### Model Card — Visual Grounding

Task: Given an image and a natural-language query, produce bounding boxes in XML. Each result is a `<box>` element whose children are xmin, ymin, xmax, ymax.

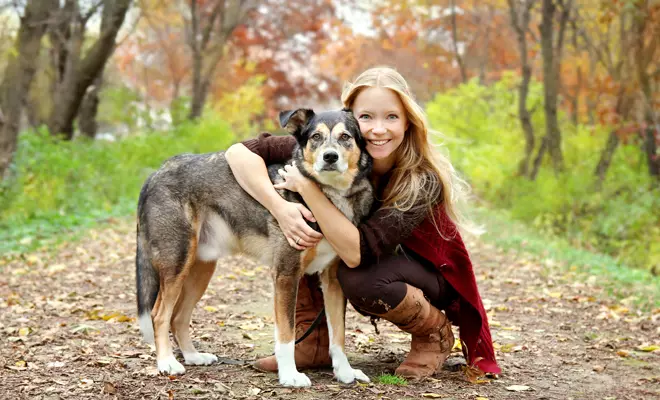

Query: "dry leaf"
<box><xmin>637</xmin><ymin>345</ymin><xmax>659</xmax><ymax>352</ymax></box>
<box><xmin>103</xmin><ymin>382</ymin><xmax>117</xmax><ymax>394</ymax></box>
<box><xmin>505</xmin><ymin>385</ymin><xmax>531</xmax><ymax>391</ymax></box>
<box><xmin>421</xmin><ymin>394</ymin><xmax>443</xmax><ymax>398</ymax></box>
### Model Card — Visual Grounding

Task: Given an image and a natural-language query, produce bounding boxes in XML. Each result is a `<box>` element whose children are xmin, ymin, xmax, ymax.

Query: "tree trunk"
<box><xmin>47</xmin><ymin>0</ymin><xmax>132</xmax><ymax>138</ymax></box>
<box><xmin>508</xmin><ymin>0</ymin><xmax>537</xmax><ymax>177</ymax></box>
<box><xmin>0</xmin><ymin>0</ymin><xmax>56</xmax><ymax>179</ymax></box>
<box><xmin>540</xmin><ymin>0</ymin><xmax>569</xmax><ymax>173</ymax></box>
<box><xmin>530</xmin><ymin>136</ymin><xmax>548</xmax><ymax>180</ymax></box>
<box><xmin>450</xmin><ymin>0</ymin><xmax>468</xmax><ymax>83</ymax></box>
<box><xmin>78</xmin><ymin>75</ymin><xmax>103</xmax><ymax>138</ymax></box>
<box><xmin>186</xmin><ymin>0</ymin><xmax>253</xmax><ymax>121</ymax></box>
<box><xmin>594</xmin><ymin>130</ymin><xmax>619</xmax><ymax>186</ymax></box>
<box><xmin>633</xmin><ymin>0</ymin><xmax>659</xmax><ymax>179</ymax></box>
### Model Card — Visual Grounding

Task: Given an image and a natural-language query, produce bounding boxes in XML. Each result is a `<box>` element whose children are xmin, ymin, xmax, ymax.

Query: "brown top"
<box><xmin>242</xmin><ymin>133</ymin><xmax>428</xmax><ymax>265</ymax></box>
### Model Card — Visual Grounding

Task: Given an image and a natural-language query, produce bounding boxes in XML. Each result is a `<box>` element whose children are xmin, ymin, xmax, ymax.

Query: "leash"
<box><xmin>294</xmin><ymin>307</ymin><xmax>326</xmax><ymax>344</ymax></box>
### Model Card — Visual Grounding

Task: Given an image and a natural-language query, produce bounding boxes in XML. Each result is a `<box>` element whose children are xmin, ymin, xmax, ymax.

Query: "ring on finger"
<box><xmin>295</xmin><ymin>237</ymin><xmax>301</xmax><ymax>245</ymax></box>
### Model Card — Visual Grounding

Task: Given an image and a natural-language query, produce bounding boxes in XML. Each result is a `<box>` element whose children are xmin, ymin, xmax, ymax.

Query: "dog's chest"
<box><xmin>303</xmin><ymin>239</ymin><xmax>337</xmax><ymax>275</ymax></box>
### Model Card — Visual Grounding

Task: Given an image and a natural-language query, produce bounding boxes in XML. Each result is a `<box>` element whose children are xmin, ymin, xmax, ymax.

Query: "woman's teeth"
<box><xmin>370</xmin><ymin>140</ymin><xmax>390</xmax><ymax>146</ymax></box>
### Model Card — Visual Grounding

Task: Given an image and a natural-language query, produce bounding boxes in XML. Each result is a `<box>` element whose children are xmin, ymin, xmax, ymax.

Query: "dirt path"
<box><xmin>1</xmin><ymin>218</ymin><xmax>658</xmax><ymax>400</ymax></box>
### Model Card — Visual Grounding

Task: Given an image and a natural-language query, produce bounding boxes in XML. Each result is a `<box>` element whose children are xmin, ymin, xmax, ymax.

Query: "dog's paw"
<box><xmin>184</xmin><ymin>352</ymin><xmax>218</xmax><ymax>366</ymax></box>
<box><xmin>279</xmin><ymin>371</ymin><xmax>311</xmax><ymax>387</ymax></box>
<box><xmin>158</xmin><ymin>355</ymin><xmax>186</xmax><ymax>375</ymax></box>
<box><xmin>335</xmin><ymin>367</ymin><xmax>370</xmax><ymax>384</ymax></box>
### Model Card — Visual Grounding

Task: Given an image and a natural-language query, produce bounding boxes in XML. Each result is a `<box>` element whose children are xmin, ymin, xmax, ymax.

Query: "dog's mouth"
<box><xmin>320</xmin><ymin>164</ymin><xmax>339</xmax><ymax>172</ymax></box>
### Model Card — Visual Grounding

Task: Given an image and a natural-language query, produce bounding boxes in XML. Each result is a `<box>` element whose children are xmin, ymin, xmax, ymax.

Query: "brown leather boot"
<box><xmin>253</xmin><ymin>275</ymin><xmax>331</xmax><ymax>372</ymax></box>
<box><xmin>376</xmin><ymin>284</ymin><xmax>454</xmax><ymax>380</ymax></box>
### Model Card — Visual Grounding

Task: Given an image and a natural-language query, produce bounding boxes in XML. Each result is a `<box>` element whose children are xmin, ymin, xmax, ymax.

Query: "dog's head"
<box><xmin>279</xmin><ymin>108</ymin><xmax>371</xmax><ymax>190</ymax></box>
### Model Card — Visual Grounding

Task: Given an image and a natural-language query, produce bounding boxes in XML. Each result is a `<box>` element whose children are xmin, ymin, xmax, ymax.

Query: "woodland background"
<box><xmin>0</xmin><ymin>0</ymin><xmax>658</xmax><ymax>277</ymax></box>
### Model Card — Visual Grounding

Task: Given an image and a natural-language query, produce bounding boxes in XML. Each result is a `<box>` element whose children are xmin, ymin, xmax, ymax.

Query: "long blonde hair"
<box><xmin>341</xmin><ymin>66</ymin><xmax>474</xmax><ymax>238</ymax></box>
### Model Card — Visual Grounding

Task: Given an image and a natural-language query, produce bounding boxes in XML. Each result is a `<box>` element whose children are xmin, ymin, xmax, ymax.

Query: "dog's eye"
<box><xmin>339</xmin><ymin>133</ymin><xmax>351</xmax><ymax>141</ymax></box>
<box><xmin>311</xmin><ymin>133</ymin><xmax>322</xmax><ymax>140</ymax></box>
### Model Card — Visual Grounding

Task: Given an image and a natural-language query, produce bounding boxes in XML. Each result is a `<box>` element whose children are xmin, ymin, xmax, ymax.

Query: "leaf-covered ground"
<box><xmin>1</xmin><ymin>218</ymin><xmax>659</xmax><ymax>400</ymax></box>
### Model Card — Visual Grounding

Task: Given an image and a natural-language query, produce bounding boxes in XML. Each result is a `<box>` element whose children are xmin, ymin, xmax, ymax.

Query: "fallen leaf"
<box><xmin>421</xmin><ymin>394</ymin><xmax>443</xmax><ymax>398</ymax></box>
<box><xmin>18</xmin><ymin>327</ymin><xmax>31</xmax><ymax>337</ymax></box>
<box><xmin>616</xmin><ymin>350</ymin><xmax>630</xmax><ymax>357</ymax></box>
<box><xmin>593</xmin><ymin>365</ymin><xmax>605</xmax><ymax>373</ymax></box>
<box><xmin>505</xmin><ymin>385</ymin><xmax>531</xmax><ymax>392</ymax></box>
<box><xmin>249</xmin><ymin>387</ymin><xmax>261</xmax><ymax>395</ymax></box>
<box><xmin>47</xmin><ymin>361</ymin><xmax>65</xmax><ymax>368</ymax></box>
<box><xmin>204</xmin><ymin>306</ymin><xmax>218</xmax><ymax>313</ymax></box>
<box><xmin>476</xmin><ymin>397</ymin><xmax>489</xmax><ymax>400</ymax></box>
<box><xmin>637</xmin><ymin>345</ymin><xmax>660</xmax><ymax>352</ymax></box>
<box><xmin>103</xmin><ymin>382</ymin><xmax>117</xmax><ymax>394</ymax></box>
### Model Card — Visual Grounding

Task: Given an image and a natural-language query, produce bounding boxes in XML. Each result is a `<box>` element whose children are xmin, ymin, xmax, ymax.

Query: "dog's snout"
<box><xmin>323</xmin><ymin>151</ymin><xmax>339</xmax><ymax>164</ymax></box>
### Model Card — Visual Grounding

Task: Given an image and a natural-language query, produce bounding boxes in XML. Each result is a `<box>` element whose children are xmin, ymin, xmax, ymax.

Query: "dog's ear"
<box><xmin>279</xmin><ymin>109</ymin><xmax>315</xmax><ymax>139</ymax></box>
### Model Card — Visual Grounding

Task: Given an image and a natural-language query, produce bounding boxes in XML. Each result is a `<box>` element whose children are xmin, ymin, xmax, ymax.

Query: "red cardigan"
<box><xmin>404</xmin><ymin>207</ymin><xmax>501</xmax><ymax>375</ymax></box>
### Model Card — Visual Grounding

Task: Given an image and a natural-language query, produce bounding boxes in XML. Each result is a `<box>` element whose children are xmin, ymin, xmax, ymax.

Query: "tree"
<box><xmin>47</xmin><ymin>0</ymin><xmax>133</xmax><ymax>139</ymax></box>
<box><xmin>0</xmin><ymin>0</ymin><xmax>57</xmax><ymax>179</ymax></box>
<box><xmin>186</xmin><ymin>0</ymin><xmax>256</xmax><ymax>120</ymax></box>
<box><xmin>507</xmin><ymin>0</ymin><xmax>538</xmax><ymax>177</ymax></box>
<box><xmin>532</xmin><ymin>0</ymin><xmax>571</xmax><ymax>178</ymax></box>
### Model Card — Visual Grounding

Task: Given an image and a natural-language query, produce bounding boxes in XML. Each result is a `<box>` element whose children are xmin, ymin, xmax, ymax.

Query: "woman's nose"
<box><xmin>371</xmin><ymin>121</ymin><xmax>387</xmax><ymax>134</ymax></box>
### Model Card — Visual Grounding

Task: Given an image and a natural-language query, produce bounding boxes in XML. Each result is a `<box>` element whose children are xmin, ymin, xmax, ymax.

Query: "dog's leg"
<box><xmin>152</xmin><ymin>275</ymin><xmax>187</xmax><ymax>375</ymax></box>
<box><xmin>273</xmin><ymin>270</ymin><xmax>311</xmax><ymax>387</ymax></box>
<box><xmin>320</xmin><ymin>262</ymin><xmax>370</xmax><ymax>384</ymax></box>
<box><xmin>171</xmin><ymin>259</ymin><xmax>218</xmax><ymax>367</ymax></box>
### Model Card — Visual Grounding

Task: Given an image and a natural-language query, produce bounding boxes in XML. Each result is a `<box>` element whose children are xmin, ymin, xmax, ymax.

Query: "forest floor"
<box><xmin>1</xmin><ymin>217</ymin><xmax>659</xmax><ymax>400</ymax></box>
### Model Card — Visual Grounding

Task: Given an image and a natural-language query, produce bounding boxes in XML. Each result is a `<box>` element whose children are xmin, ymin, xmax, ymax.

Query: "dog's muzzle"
<box><xmin>320</xmin><ymin>151</ymin><xmax>339</xmax><ymax>171</ymax></box>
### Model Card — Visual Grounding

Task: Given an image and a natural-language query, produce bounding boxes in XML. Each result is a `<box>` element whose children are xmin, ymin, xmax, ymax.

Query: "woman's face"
<box><xmin>352</xmin><ymin>87</ymin><xmax>408</xmax><ymax>169</ymax></box>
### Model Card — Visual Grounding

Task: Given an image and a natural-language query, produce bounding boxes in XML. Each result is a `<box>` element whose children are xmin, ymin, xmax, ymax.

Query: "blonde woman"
<box><xmin>225</xmin><ymin>67</ymin><xmax>501</xmax><ymax>379</ymax></box>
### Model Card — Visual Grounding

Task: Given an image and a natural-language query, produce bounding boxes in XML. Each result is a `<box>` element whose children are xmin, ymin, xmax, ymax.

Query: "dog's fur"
<box><xmin>135</xmin><ymin>108</ymin><xmax>373</xmax><ymax>387</ymax></box>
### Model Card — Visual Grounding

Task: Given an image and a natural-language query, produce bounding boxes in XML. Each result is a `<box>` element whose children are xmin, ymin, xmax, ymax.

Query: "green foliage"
<box><xmin>0</xmin><ymin>116</ymin><xmax>235</xmax><ymax>253</ymax></box>
<box><xmin>376</xmin><ymin>374</ymin><xmax>408</xmax><ymax>386</ymax></box>
<box><xmin>426</xmin><ymin>74</ymin><xmax>660</xmax><ymax>273</ymax></box>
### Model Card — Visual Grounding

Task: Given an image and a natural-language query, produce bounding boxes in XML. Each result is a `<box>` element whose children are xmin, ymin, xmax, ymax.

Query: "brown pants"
<box><xmin>336</xmin><ymin>248</ymin><xmax>458</xmax><ymax>315</ymax></box>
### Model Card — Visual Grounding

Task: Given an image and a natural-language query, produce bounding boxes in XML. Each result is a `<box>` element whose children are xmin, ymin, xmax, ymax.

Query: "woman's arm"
<box><xmin>225</xmin><ymin>143</ymin><xmax>323</xmax><ymax>249</ymax></box>
<box><xmin>276</xmin><ymin>164</ymin><xmax>429</xmax><ymax>268</ymax></box>
<box><xmin>298</xmin><ymin>181</ymin><xmax>362</xmax><ymax>267</ymax></box>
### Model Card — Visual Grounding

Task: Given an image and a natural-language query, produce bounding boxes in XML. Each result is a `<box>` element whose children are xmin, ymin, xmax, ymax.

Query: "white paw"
<box><xmin>279</xmin><ymin>370</ymin><xmax>311</xmax><ymax>387</ymax></box>
<box><xmin>157</xmin><ymin>355</ymin><xmax>186</xmax><ymax>375</ymax></box>
<box><xmin>335</xmin><ymin>366</ymin><xmax>370</xmax><ymax>384</ymax></box>
<box><xmin>184</xmin><ymin>352</ymin><xmax>218</xmax><ymax>366</ymax></box>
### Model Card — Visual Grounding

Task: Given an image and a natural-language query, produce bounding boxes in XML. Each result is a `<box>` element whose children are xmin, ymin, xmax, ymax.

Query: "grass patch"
<box><xmin>472</xmin><ymin>205</ymin><xmax>660</xmax><ymax>311</ymax></box>
<box><xmin>376</xmin><ymin>374</ymin><xmax>408</xmax><ymax>386</ymax></box>
<box><xmin>0</xmin><ymin>116</ymin><xmax>235</xmax><ymax>256</ymax></box>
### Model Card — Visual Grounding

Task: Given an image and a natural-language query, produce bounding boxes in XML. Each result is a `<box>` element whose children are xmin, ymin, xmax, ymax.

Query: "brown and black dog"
<box><xmin>135</xmin><ymin>109</ymin><xmax>373</xmax><ymax>387</ymax></box>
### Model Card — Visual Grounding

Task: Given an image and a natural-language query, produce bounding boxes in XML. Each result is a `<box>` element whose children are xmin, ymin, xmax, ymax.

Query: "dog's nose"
<box><xmin>323</xmin><ymin>151</ymin><xmax>339</xmax><ymax>164</ymax></box>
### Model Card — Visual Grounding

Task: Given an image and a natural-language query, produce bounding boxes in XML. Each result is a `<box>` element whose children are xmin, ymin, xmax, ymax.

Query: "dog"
<box><xmin>135</xmin><ymin>108</ymin><xmax>373</xmax><ymax>387</ymax></box>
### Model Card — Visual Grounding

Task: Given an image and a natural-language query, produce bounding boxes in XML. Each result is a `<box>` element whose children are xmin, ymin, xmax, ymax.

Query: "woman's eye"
<box><xmin>358</xmin><ymin>114</ymin><xmax>371</xmax><ymax>120</ymax></box>
<box><xmin>387</xmin><ymin>114</ymin><xmax>398</xmax><ymax>120</ymax></box>
<box><xmin>340</xmin><ymin>133</ymin><xmax>351</xmax><ymax>141</ymax></box>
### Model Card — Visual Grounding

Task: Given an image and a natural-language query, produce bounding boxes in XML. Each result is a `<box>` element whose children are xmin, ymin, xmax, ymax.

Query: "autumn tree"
<box><xmin>46</xmin><ymin>0</ymin><xmax>133</xmax><ymax>139</ymax></box>
<box><xmin>532</xmin><ymin>0</ymin><xmax>572</xmax><ymax>178</ymax></box>
<box><xmin>508</xmin><ymin>0</ymin><xmax>538</xmax><ymax>177</ymax></box>
<box><xmin>0</xmin><ymin>0</ymin><xmax>57</xmax><ymax>179</ymax></box>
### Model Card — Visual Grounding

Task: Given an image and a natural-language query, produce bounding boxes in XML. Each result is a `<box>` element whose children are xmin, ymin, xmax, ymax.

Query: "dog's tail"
<box><xmin>136</xmin><ymin>229</ymin><xmax>158</xmax><ymax>344</ymax></box>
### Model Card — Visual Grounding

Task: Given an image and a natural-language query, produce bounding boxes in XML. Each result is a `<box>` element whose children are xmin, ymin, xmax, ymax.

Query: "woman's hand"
<box><xmin>272</xmin><ymin>200</ymin><xmax>324</xmax><ymax>250</ymax></box>
<box><xmin>273</xmin><ymin>163</ymin><xmax>309</xmax><ymax>193</ymax></box>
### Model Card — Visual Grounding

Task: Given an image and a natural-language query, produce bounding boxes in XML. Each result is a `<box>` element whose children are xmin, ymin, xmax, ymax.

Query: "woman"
<box><xmin>225</xmin><ymin>67</ymin><xmax>501</xmax><ymax>379</ymax></box>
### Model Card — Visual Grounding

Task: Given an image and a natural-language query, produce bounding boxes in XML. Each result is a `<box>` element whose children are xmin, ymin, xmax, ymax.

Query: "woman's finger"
<box><xmin>294</xmin><ymin>204</ymin><xmax>316</xmax><ymax>222</ymax></box>
<box><xmin>300</xmin><ymin>224</ymin><xmax>323</xmax><ymax>240</ymax></box>
<box><xmin>286</xmin><ymin>236</ymin><xmax>306</xmax><ymax>251</ymax></box>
